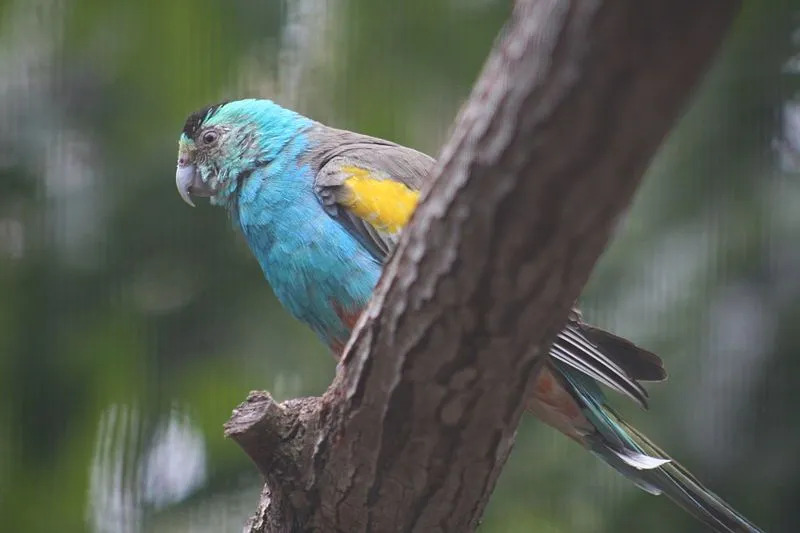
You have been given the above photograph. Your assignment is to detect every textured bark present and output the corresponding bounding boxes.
[224,0,740,531]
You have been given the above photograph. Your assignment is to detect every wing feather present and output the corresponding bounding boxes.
[308,125,435,262]
[552,325,650,408]
[306,125,660,409]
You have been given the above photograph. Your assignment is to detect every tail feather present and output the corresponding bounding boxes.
[556,365,761,532]
[591,411,762,533]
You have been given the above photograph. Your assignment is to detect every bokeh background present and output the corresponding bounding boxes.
[0,0,797,531]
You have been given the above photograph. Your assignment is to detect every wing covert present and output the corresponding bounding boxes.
[309,128,435,262]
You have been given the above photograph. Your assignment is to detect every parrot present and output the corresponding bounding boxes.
[175,98,761,532]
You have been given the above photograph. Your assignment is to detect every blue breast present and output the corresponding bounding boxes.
[235,134,381,349]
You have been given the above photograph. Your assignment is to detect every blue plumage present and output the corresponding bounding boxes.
[188,99,381,346]
[237,161,380,346]
[175,99,762,532]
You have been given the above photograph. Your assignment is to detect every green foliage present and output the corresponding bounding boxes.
[0,0,796,531]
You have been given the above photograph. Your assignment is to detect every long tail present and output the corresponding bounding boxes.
[605,415,762,533]
[557,367,762,533]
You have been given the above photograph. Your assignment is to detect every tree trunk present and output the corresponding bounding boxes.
[223,0,741,531]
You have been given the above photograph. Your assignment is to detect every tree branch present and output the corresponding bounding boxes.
[224,0,740,531]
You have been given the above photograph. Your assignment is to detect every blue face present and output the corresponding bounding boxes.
[175,99,312,208]
[174,99,380,351]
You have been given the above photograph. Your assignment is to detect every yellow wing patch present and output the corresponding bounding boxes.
[340,166,419,233]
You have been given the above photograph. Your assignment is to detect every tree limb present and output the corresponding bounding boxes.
[224,0,741,531]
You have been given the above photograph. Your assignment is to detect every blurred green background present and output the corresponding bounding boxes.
[0,0,797,531]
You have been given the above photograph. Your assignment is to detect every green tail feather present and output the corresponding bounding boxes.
[558,366,762,532]
[590,410,762,533]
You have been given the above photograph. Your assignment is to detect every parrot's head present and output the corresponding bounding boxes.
[175,99,311,208]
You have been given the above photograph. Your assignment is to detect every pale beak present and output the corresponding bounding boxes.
[176,160,214,207]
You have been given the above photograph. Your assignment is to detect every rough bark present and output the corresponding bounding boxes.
[224,0,740,531]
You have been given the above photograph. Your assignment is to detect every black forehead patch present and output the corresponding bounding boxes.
[182,100,230,139]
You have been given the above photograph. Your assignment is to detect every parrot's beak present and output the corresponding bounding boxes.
[176,158,214,207]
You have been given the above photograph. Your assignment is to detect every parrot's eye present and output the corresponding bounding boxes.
[200,130,219,145]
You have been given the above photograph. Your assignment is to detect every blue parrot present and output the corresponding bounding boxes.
[175,99,761,532]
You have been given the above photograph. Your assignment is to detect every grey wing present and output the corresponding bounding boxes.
[576,323,667,382]
[309,126,436,262]
[307,128,663,408]
[550,311,666,409]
